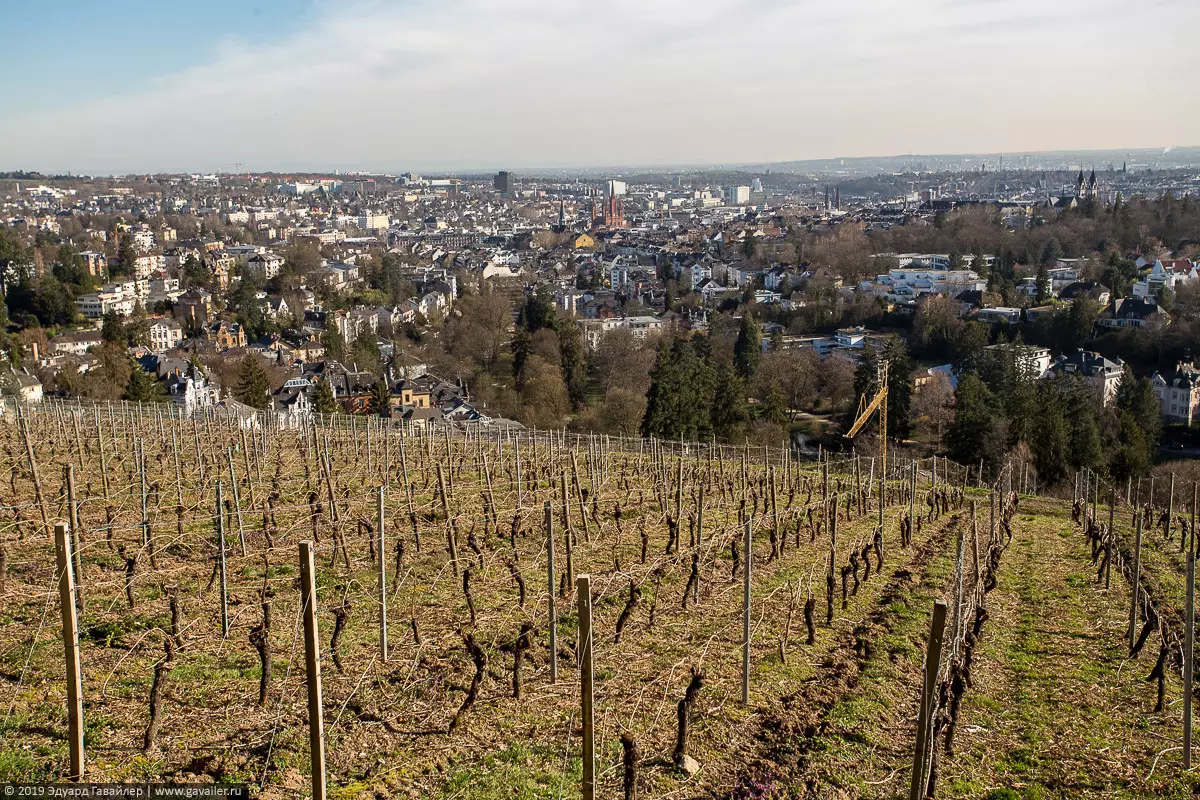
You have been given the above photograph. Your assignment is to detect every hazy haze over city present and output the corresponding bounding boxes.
[1,0,1198,174]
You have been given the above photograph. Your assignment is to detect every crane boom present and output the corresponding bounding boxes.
[844,361,889,487]
[845,386,887,439]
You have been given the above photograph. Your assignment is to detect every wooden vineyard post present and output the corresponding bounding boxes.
[1129,512,1143,652]
[217,481,229,638]
[20,413,51,538]
[909,461,916,546]
[742,517,753,706]
[514,436,522,506]
[909,600,947,800]
[299,541,328,800]
[1168,473,1176,540]
[1184,541,1194,770]
[55,523,85,781]
[695,484,704,605]
[65,464,84,612]
[378,486,388,662]
[878,472,885,546]
[226,448,247,556]
[577,573,595,800]
[546,501,558,686]
[437,464,459,577]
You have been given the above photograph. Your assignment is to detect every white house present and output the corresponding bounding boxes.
[1132,259,1198,299]
[1150,364,1200,426]
[148,318,184,353]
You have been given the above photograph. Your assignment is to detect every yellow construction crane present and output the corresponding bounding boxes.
[845,360,888,481]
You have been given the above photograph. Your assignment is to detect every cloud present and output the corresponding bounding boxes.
[1,0,1195,173]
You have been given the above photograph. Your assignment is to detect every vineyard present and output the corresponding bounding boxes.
[0,401,1196,799]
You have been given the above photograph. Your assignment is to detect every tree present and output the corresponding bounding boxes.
[521,355,570,429]
[1115,366,1161,454]
[1028,382,1070,487]
[946,374,1009,477]
[445,291,511,374]
[912,371,955,445]
[102,312,126,343]
[882,336,913,440]
[313,379,339,415]
[1110,409,1152,481]
[597,387,647,436]
[1057,376,1102,471]
[761,380,789,427]
[112,234,136,278]
[733,313,761,381]
[233,356,271,410]
[592,328,655,395]
[1035,263,1050,304]
[516,290,556,334]
[182,254,211,290]
[710,363,747,440]
[123,359,164,403]
[642,335,715,441]
[322,327,347,363]
[368,379,391,417]
[555,318,588,409]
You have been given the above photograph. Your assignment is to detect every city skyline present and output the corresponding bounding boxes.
[2,0,1198,175]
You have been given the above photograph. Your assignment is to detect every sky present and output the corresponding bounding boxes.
[2,0,1197,175]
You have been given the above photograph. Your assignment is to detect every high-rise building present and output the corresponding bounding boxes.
[728,185,750,205]
[751,178,763,193]
[606,179,627,197]
[494,171,514,194]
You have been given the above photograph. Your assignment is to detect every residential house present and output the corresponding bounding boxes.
[176,288,214,330]
[975,307,1023,324]
[246,252,283,281]
[1047,350,1124,406]
[1150,363,1200,426]
[210,320,247,350]
[148,318,184,353]
[1096,297,1170,330]
[4,370,43,404]
[76,284,137,319]
[1132,259,1198,299]
[296,338,326,363]
[51,329,103,356]
[1058,281,1111,306]
[78,251,107,277]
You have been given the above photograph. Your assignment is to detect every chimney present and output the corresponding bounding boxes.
[30,342,39,363]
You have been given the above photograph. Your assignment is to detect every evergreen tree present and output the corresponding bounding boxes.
[555,318,588,409]
[101,311,125,343]
[946,374,1009,477]
[123,359,163,403]
[1110,409,1151,481]
[1057,376,1102,471]
[642,338,680,439]
[233,356,271,410]
[1035,263,1050,303]
[1029,382,1070,487]
[368,378,391,417]
[313,379,339,415]
[761,380,789,427]
[322,327,346,363]
[710,362,747,440]
[1115,367,1162,449]
[113,234,136,278]
[882,336,912,440]
[641,335,716,441]
[516,290,556,333]
[511,327,532,390]
[733,313,761,381]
